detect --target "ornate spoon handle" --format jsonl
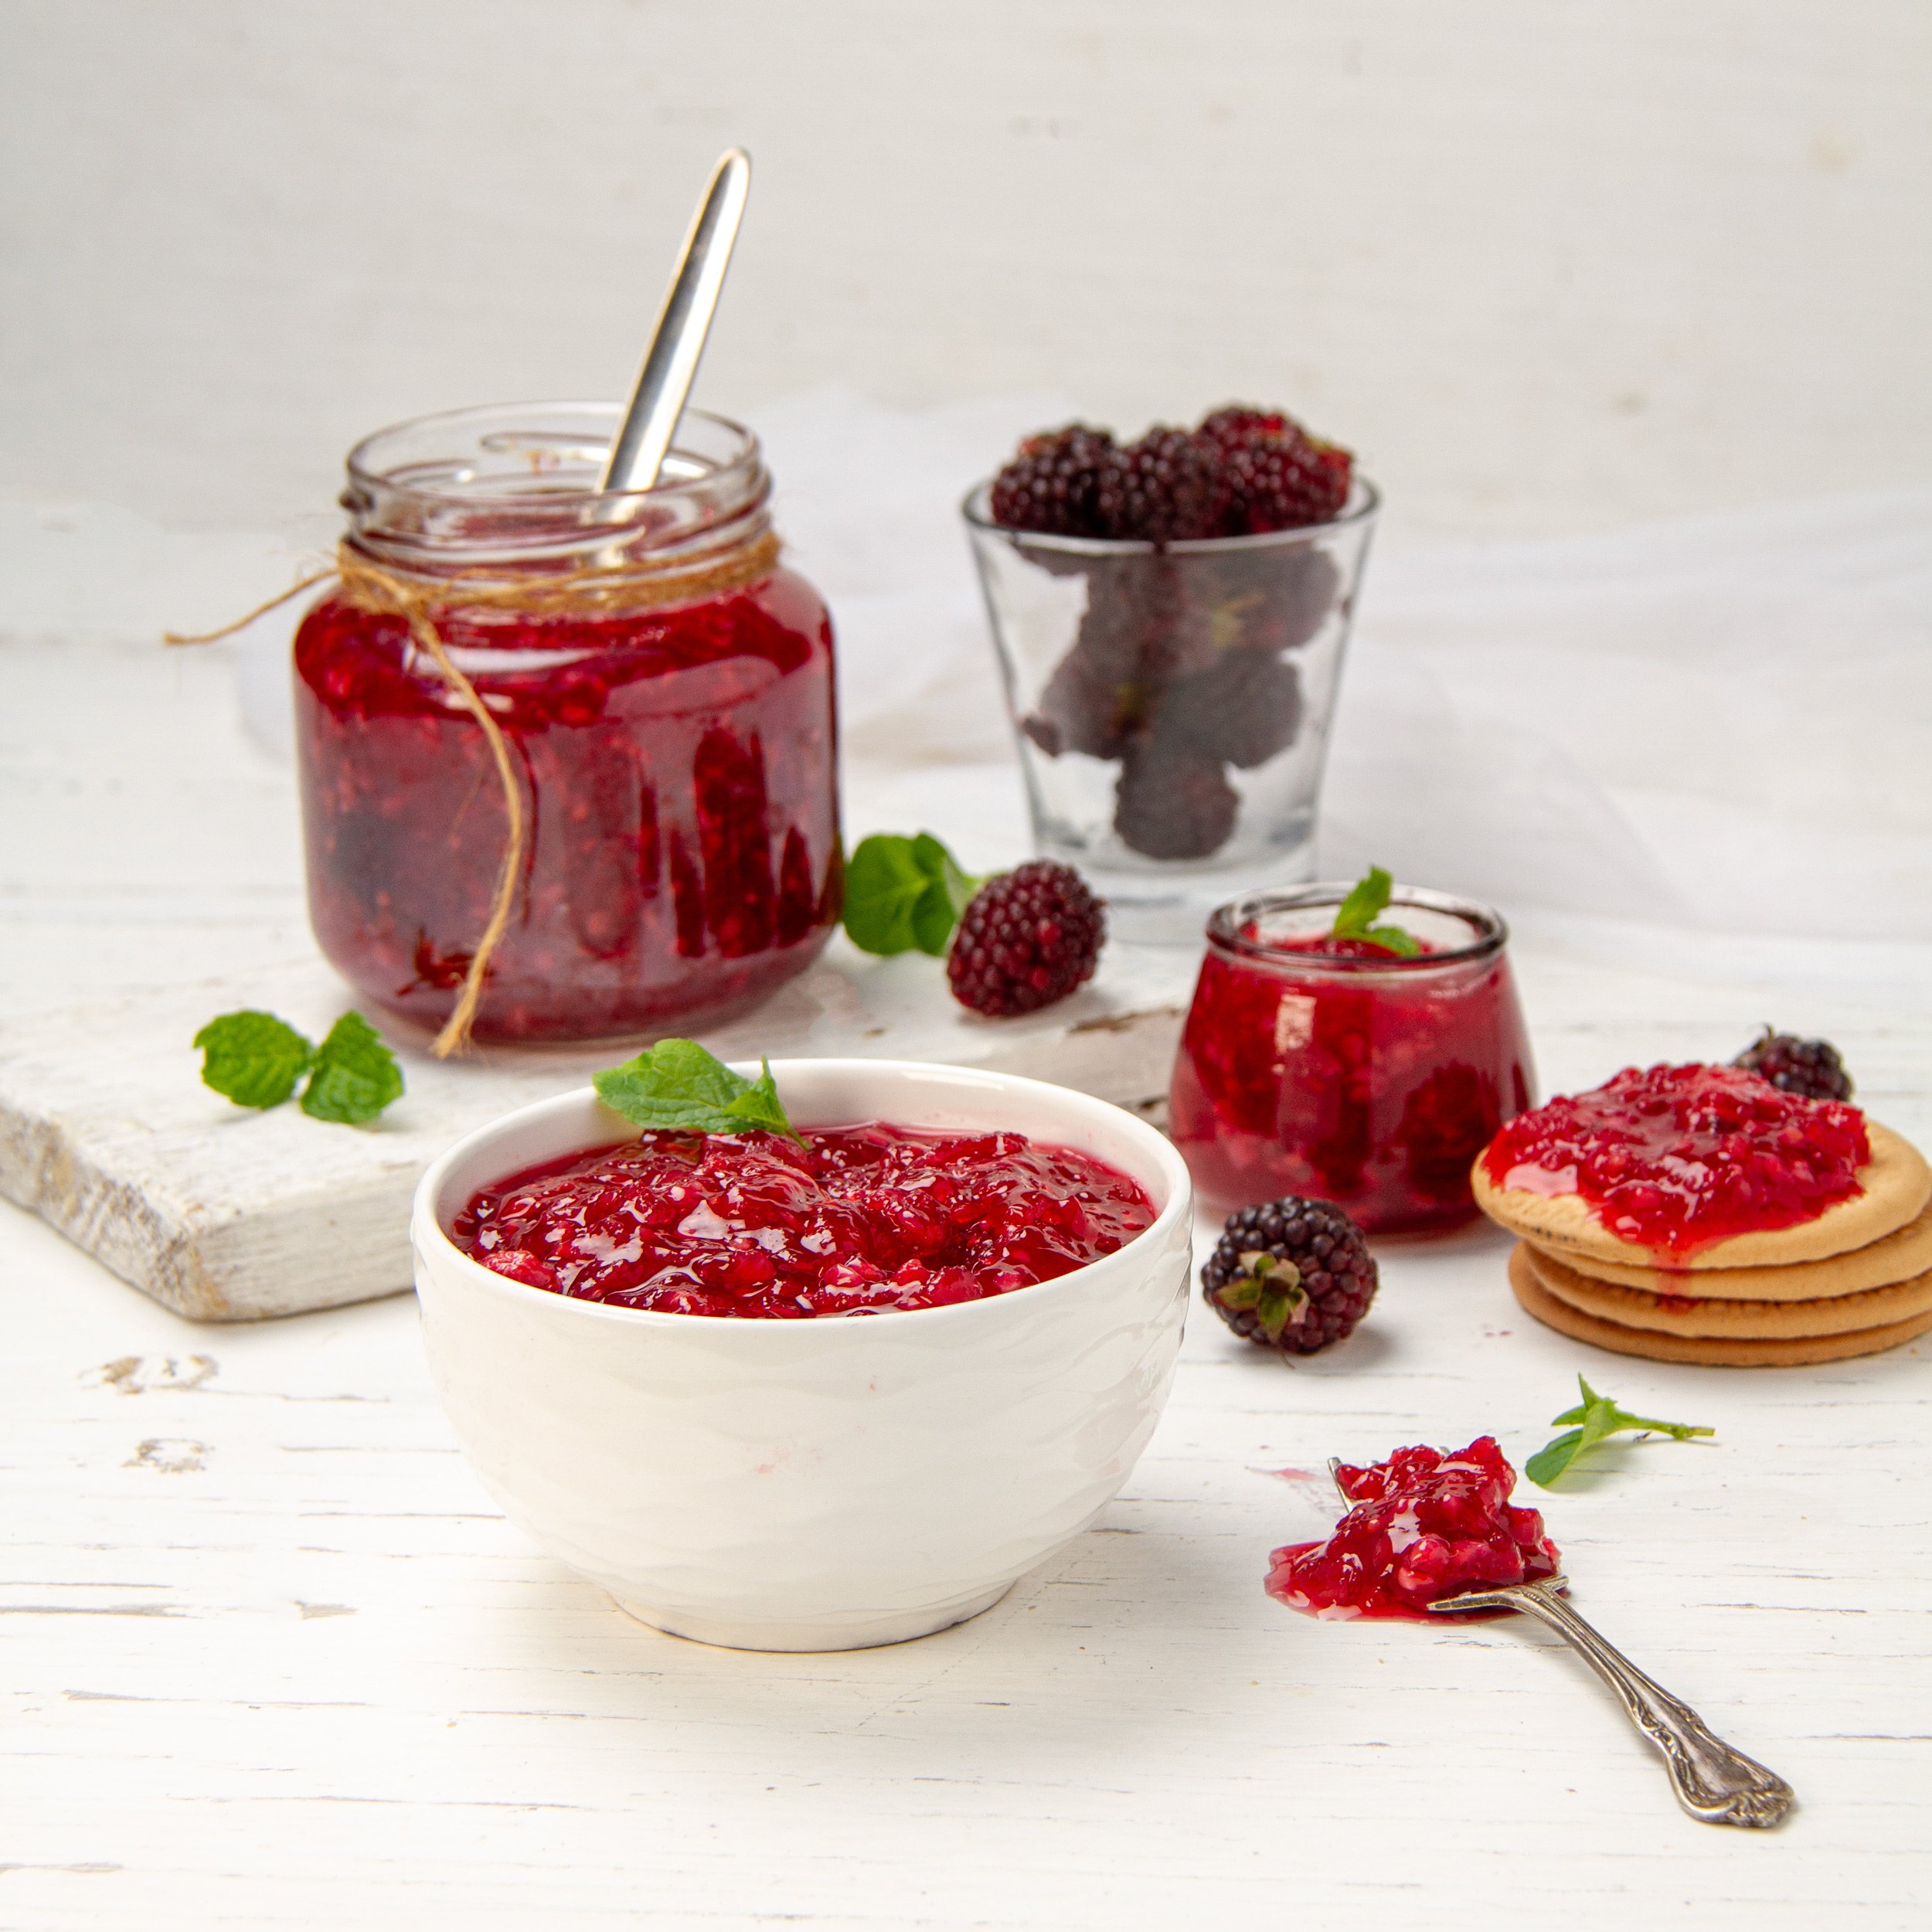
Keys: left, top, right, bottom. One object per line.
{"left": 1440, "top": 1580, "right": 1794, "bottom": 1828}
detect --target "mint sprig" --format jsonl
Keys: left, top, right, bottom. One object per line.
{"left": 842, "top": 832, "right": 985, "bottom": 957}
{"left": 1331, "top": 865, "right": 1422, "bottom": 957}
{"left": 298, "top": 1012, "right": 406, "bottom": 1124}
{"left": 594, "top": 1039, "right": 801, "bottom": 1143}
{"left": 194, "top": 1009, "right": 403, "bottom": 1126}
{"left": 1526, "top": 1375, "right": 1715, "bottom": 1488}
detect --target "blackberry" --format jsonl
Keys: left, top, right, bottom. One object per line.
{"left": 990, "top": 424, "right": 1114, "bottom": 536}
{"left": 1198, "top": 404, "right": 1289, "bottom": 451}
{"left": 1223, "top": 429, "right": 1352, "bottom": 533}
{"left": 1021, "top": 554, "right": 1182, "bottom": 760}
{"left": 1733, "top": 1026, "right": 1854, "bottom": 1102}
{"left": 947, "top": 860, "right": 1105, "bottom": 1018}
{"left": 1094, "top": 428, "right": 1228, "bottom": 543}
{"left": 1149, "top": 648, "right": 1301, "bottom": 770}
{"left": 1113, "top": 743, "right": 1238, "bottom": 860}
{"left": 1202, "top": 1196, "right": 1378, "bottom": 1355}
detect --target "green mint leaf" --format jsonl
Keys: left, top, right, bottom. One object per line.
{"left": 195, "top": 1010, "right": 315, "bottom": 1110}
{"left": 1332, "top": 866, "right": 1420, "bottom": 955}
{"left": 1359, "top": 923, "right": 1423, "bottom": 957}
{"left": 910, "top": 832, "right": 979, "bottom": 954}
{"left": 298, "top": 1012, "right": 404, "bottom": 1125}
{"left": 719, "top": 1058, "right": 802, "bottom": 1141}
{"left": 1332, "top": 865, "right": 1395, "bottom": 936}
{"left": 843, "top": 832, "right": 984, "bottom": 957}
{"left": 1528, "top": 1374, "right": 1715, "bottom": 1488}
{"left": 594, "top": 1039, "right": 801, "bottom": 1142}
{"left": 1524, "top": 1427, "right": 1587, "bottom": 1488}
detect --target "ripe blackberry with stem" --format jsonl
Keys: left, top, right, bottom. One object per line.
{"left": 1202, "top": 1196, "right": 1379, "bottom": 1355}
{"left": 947, "top": 860, "right": 1106, "bottom": 1018}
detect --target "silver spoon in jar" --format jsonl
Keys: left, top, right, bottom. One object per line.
{"left": 600, "top": 146, "right": 753, "bottom": 497}
{"left": 1326, "top": 1459, "right": 1794, "bottom": 1828}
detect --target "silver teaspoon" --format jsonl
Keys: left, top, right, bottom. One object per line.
{"left": 1326, "top": 1459, "right": 1794, "bottom": 1828}
{"left": 600, "top": 147, "right": 753, "bottom": 496}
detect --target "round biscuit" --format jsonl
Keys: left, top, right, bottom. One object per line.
{"left": 1521, "top": 1240, "right": 1932, "bottom": 1339}
{"left": 1507, "top": 1243, "right": 1932, "bottom": 1366}
{"left": 1542, "top": 1196, "right": 1932, "bottom": 1300}
{"left": 1474, "top": 1119, "right": 1930, "bottom": 1270}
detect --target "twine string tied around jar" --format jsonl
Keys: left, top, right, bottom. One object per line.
{"left": 164, "top": 529, "right": 781, "bottom": 1056}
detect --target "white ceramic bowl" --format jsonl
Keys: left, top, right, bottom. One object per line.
{"left": 410, "top": 1060, "right": 1193, "bottom": 1651}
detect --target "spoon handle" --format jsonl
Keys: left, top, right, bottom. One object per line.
{"left": 1480, "top": 1581, "right": 1794, "bottom": 1827}
{"left": 600, "top": 148, "right": 752, "bottom": 495}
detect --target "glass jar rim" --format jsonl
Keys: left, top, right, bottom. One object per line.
{"left": 1205, "top": 883, "right": 1509, "bottom": 973}
{"left": 959, "top": 474, "right": 1379, "bottom": 553}
{"left": 345, "top": 400, "right": 763, "bottom": 511}
{"left": 338, "top": 401, "right": 774, "bottom": 577}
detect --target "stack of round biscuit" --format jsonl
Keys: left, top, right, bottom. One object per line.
{"left": 1475, "top": 1121, "right": 1932, "bottom": 1366}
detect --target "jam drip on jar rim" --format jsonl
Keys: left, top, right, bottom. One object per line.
{"left": 1480, "top": 1063, "right": 1869, "bottom": 1258}
{"left": 451, "top": 1122, "right": 1156, "bottom": 1318}
{"left": 1267, "top": 1437, "right": 1560, "bottom": 1621}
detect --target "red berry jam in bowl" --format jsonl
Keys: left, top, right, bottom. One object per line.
{"left": 1480, "top": 1062, "right": 1870, "bottom": 1259}
{"left": 1268, "top": 1437, "right": 1560, "bottom": 1621}
{"left": 453, "top": 1123, "right": 1157, "bottom": 1318}
{"left": 295, "top": 404, "right": 840, "bottom": 1045}
{"left": 1169, "top": 886, "right": 1535, "bottom": 1233}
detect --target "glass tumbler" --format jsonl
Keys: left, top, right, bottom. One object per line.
{"left": 964, "top": 481, "right": 1377, "bottom": 940}
{"left": 1168, "top": 884, "right": 1536, "bottom": 1233}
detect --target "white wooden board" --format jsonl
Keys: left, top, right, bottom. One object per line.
{"left": 0, "top": 945, "right": 1189, "bottom": 1322}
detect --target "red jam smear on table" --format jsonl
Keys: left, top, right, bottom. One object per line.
{"left": 1170, "top": 925, "right": 1534, "bottom": 1234}
{"left": 1480, "top": 1062, "right": 1869, "bottom": 1259}
{"left": 452, "top": 1123, "right": 1157, "bottom": 1318}
{"left": 1267, "top": 1437, "right": 1560, "bottom": 1621}
{"left": 294, "top": 570, "right": 840, "bottom": 1044}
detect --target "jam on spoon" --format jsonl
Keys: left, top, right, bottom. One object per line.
{"left": 1266, "top": 1437, "right": 1559, "bottom": 1621}
{"left": 1267, "top": 1438, "right": 1794, "bottom": 1827}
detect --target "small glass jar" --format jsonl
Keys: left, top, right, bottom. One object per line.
{"left": 1169, "top": 885, "right": 1536, "bottom": 1233}
{"left": 294, "top": 403, "right": 840, "bottom": 1044}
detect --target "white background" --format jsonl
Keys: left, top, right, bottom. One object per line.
{"left": 2, "top": 0, "right": 1928, "bottom": 537}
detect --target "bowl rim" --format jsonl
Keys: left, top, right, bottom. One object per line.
{"left": 410, "top": 1056, "right": 1195, "bottom": 1337}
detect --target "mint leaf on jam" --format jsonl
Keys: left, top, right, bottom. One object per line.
{"left": 1526, "top": 1375, "right": 1715, "bottom": 1488}
{"left": 195, "top": 1011, "right": 315, "bottom": 1110}
{"left": 195, "top": 1009, "right": 403, "bottom": 1124}
{"left": 843, "top": 832, "right": 983, "bottom": 957}
{"left": 298, "top": 1012, "right": 406, "bottom": 1125}
{"left": 594, "top": 1039, "right": 802, "bottom": 1143}
{"left": 1331, "top": 864, "right": 1422, "bottom": 957}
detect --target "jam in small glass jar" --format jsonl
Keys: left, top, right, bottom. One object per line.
{"left": 1169, "top": 885, "right": 1535, "bottom": 1232}
{"left": 294, "top": 403, "right": 839, "bottom": 1045}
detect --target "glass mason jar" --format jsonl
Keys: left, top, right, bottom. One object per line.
{"left": 963, "top": 481, "right": 1377, "bottom": 942}
{"left": 1168, "top": 885, "right": 1536, "bottom": 1233}
{"left": 294, "top": 403, "right": 840, "bottom": 1045}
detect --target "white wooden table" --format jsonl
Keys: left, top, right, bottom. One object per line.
{"left": 4, "top": 635, "right": 1930, "bottom": 1928}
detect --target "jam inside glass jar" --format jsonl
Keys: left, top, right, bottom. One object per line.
{"left": 294, "top": 404, "right": 840, "bottom": 1044}
{"left": 1169, "top": 886, "right": 1536, "bottom": 1233}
